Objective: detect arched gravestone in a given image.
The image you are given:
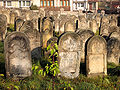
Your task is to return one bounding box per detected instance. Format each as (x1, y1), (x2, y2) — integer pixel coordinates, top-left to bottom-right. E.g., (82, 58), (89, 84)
(15, 18), (24, 31)
(64, 20), (76, 32)
(4, 32), (32, 78)
(0, 14), (7, 41)
(77, 30), (94, 63)
(19, 20), (34, 32)
(42, 17), (53, 48)
(24, 29), (42, 59)
(107, 38), (120, 65)
(86, 36), (107, 77)
(58, 32), (81, 78)
(109, 31), (120, 41)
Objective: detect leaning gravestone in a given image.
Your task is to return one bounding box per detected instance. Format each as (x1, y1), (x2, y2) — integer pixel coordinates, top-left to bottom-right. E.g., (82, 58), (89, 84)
(24, 29), (42, 59)
(77, 30), (94, 62)
(107, 38), (120, 65)
(42, 17), (53, 48)
(0, 14), (7, 41)
(86, 36), (107, 77)
(58, 32), (81, 78)
(15, 18), (24, 31)
(4, 32), (32, 78)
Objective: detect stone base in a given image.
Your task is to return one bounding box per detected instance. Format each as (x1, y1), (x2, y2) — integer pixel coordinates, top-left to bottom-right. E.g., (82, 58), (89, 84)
(87, 73), (107, 78)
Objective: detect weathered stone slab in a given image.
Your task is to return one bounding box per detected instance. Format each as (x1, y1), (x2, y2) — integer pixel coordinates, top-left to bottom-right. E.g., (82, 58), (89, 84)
(64, 20), (76, 32)
(42, 17), (53, 48)
(107, 38), (120, 65)
(19, 20), (34, 32)
(0, 14), (7, 41)
(10, 11), (18, 24)
(58, 32), (81, 78)
(77, 30), (94, 62)
(24, 29), (41, 59)
(15, 18), (24, 31)
(4, 32), (32, 78)
(86, 36), (107, 77)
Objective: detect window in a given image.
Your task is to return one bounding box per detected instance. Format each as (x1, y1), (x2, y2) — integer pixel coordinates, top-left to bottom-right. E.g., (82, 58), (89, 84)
(67, 0), (69, 6)
(40, 0), (43, 6)
(7, 1), (11, 6)
(44, 0), (46, 6)
(51, 0), (54, 6)
(26, 1), (30, 6)
(60, 0), (63, 6)
(23, 1), (25, 6)
(19, 1), (21, 7)
(78, 3), (80, 7)
(64, 0), (66, 6)
(92, 2), (96, 9)
(19, 1), (31, 7)
(81, 3), (84, 7)
(48, 1), (50, 6)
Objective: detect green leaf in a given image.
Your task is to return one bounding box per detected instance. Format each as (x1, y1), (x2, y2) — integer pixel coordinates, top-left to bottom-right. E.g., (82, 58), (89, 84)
(44, 72), (46, 76)
(50, 49), (54, 56)
(47, 44), (51, 50)
(34, 66), (39, 70)
(54, 43), (58, 50)
(14, 85), (19, 90)
(0, 74), (4, 77)
(54, 52), (58, 57)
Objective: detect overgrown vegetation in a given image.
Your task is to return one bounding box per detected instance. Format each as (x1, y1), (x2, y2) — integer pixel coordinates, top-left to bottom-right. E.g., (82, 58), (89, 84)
(7, 24), (15, 32)
(30, 3), (38, 10)
(0, 40), (120, 89)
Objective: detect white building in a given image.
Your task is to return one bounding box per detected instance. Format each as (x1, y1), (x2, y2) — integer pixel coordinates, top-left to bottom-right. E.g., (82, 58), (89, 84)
(73, 0), (88, 11)
(0, 0), (73, 11)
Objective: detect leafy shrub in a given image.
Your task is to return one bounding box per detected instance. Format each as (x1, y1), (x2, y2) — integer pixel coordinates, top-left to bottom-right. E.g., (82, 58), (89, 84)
(30, 4), (38, 10)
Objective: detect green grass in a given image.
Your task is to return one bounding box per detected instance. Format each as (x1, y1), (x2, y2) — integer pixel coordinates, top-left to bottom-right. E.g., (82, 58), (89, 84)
(0, 41), (120, 89)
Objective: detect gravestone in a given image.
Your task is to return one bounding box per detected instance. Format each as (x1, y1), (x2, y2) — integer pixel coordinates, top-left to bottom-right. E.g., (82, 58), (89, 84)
(4, 32), (32, 78)
(0, 14), (7, 41)
(19, 20), (34, 32)
(107, 38), (120, 65)
(24, 29), (41, 59)
(90, 19), (98, 33)
(100, 16), (110, 36)
(78, 16), (89, 30)
(10, 11), (18, 24)
(110, 32), (120, 41)
(64, 20), (76, 32)
(86, 36), (107, 77)
(58, 32), (81, 78)
(77, 30), (94, 62)
(15, 18), (24, 31)
(42, 17), (53, 48)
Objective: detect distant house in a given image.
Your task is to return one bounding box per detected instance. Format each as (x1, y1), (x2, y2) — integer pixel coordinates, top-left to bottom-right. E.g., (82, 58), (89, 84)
(0, 0), (73, 11)
(37, 0), (73, 11)
(0, 0), (31, 8)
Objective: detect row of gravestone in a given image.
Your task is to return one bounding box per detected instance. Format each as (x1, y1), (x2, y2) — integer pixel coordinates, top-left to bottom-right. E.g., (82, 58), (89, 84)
(0, 12), (119, 42)
(4, 30), (119, 79)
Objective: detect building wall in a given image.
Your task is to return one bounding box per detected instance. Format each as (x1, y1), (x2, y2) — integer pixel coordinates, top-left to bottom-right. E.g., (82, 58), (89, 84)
(73, 0), (88, 11)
